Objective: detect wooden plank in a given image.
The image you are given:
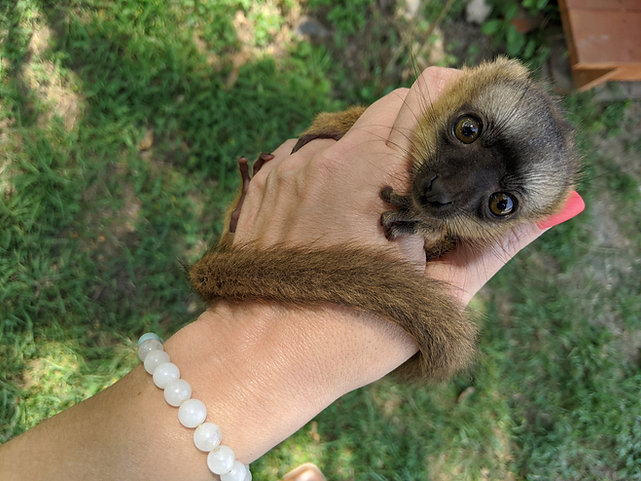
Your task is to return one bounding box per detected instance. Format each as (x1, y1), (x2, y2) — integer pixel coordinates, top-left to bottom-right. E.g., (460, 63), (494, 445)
(558, 0), (641, 89)
(572, 69), (616, 91)
(559, 2), (580, 67)
(562, 0), (641, 10)
(608, 66), (641, 81)
(566, 10), (641, 66)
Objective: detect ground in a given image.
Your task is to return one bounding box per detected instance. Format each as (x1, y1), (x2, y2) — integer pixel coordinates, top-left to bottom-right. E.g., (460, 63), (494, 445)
(1, 1), (640, 480)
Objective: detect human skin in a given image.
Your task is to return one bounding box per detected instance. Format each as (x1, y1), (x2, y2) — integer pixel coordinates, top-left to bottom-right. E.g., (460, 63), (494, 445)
(0, 67), (580, 480)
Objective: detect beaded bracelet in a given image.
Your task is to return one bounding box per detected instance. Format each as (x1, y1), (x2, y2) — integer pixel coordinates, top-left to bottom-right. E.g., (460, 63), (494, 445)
(137, 333), (252, 481)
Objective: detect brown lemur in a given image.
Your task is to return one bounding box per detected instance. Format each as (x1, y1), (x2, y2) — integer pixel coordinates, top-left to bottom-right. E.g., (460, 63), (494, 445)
(189, 58), (581, 380)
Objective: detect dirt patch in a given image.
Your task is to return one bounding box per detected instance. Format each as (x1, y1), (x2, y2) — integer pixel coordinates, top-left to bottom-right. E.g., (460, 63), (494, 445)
(589, 101), (641, 259)
(0, 115), (18, 198)
(588, 194), (632, 252)
(594, 101), (641, 178)
(24, 23), (85, 130)
(440, 18), (498, 66)
(190, 0), (303, 89)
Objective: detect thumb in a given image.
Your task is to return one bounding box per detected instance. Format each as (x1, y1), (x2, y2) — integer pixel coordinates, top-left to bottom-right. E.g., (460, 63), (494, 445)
(425, 191), (585, 305)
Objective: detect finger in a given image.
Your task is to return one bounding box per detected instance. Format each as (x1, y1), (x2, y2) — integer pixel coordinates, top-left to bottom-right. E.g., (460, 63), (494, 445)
(536, 191), (585, 230)
(425, 191), (586, 305)
(425, 222), (544, 305)
(247, 138), (298, 180)
(394, 234), (428, 271)
(313, 89), (411, 190)
(340, 87), (410, 149)
(387, 67), (463, 152)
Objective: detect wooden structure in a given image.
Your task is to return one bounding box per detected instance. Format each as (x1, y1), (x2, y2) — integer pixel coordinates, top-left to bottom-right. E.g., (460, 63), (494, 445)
(559, 0), (641, 91)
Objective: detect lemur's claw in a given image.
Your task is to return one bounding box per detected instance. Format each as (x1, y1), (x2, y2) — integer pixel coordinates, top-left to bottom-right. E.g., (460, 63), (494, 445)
(228, 153), (274, 233)
(380, 210), (418, 240)
(253, 152), (274, 175)
(380, 186), (417, 239)
(291, 133), (344, 153)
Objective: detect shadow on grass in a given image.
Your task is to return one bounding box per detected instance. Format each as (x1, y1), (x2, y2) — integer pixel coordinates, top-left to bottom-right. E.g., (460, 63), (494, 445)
(4, 0), (337, 328)
(1, 0), (337, 439)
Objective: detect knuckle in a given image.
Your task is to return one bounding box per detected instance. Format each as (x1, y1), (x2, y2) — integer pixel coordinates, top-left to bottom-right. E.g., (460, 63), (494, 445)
(389, 87), (410, 98)
(306, 148), (345, 181)
(264, 158), (302, 192)
(249, 167), (268, 191)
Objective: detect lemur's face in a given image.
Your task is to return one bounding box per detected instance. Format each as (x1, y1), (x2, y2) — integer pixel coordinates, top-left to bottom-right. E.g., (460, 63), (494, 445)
(407, 59), (580, 244)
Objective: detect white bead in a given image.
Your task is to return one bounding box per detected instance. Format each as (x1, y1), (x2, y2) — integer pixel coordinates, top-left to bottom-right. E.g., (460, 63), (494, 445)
(194, 422), (222, 452)
(163, 379), (192, 407)
(207, 445), (235, 475)
(138, 332), (162, 346)
(221, 460), (247, 481)
(178, 399), (207, 428)
(143, 350), (170, 374)
(152, 362), (180, 389)
(138, 339), (163, 362)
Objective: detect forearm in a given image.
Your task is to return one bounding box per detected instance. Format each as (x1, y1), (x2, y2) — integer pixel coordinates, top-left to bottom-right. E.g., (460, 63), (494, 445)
(0, 301), (416, 480)
(173, 302), (417, 461)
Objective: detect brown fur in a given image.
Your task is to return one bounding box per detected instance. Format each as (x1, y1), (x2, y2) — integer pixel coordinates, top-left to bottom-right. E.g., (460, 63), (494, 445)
(189, 58), (580, 381)
(190, 245), (476, 380)
(294, 105), (366, 151)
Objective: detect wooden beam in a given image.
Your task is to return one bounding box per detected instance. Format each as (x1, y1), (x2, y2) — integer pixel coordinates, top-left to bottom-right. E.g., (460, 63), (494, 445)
(559, 0), (641, 90)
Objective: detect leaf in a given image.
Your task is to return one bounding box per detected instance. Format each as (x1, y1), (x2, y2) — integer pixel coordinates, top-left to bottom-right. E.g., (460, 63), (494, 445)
(522, 38), (537, 59)
(537, 0), (549, 10)
(506, 24), (525, 57)
(503, 2), (519, 21)
(481, 19), (502, 36)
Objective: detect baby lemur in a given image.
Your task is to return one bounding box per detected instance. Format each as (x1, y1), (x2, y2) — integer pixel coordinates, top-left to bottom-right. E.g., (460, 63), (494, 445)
(189, 58), (581, 380)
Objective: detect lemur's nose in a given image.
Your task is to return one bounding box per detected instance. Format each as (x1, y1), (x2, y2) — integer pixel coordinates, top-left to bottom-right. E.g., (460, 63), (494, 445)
(419, 175), (453, 208)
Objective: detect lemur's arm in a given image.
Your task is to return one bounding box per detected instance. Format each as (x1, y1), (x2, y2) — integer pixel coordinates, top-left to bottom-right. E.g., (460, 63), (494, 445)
(291, 105), (365, 153)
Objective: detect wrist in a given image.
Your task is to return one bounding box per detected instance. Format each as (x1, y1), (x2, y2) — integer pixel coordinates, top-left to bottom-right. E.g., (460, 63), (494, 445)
(165, 300), (417, 462)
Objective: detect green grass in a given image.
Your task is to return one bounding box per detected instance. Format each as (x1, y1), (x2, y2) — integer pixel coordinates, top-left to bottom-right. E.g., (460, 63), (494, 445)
(2, 1), (640, 480)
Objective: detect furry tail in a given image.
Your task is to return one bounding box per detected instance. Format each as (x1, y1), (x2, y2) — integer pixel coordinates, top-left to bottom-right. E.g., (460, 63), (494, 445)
(189, 246), (477, 381)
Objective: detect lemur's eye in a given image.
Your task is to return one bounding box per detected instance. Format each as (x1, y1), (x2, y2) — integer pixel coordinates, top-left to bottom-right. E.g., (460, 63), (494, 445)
(488, 192), (516, 217)
(453, 115), (482, 144)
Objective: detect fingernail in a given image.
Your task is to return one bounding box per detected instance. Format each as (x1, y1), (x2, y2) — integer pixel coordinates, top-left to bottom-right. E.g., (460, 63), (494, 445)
(537, 191), (585, 230)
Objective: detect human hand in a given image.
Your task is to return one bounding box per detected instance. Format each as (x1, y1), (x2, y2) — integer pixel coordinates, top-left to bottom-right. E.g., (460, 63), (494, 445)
(230, 66), (584, 306)
(230, 79), (439, 264)
(426, 190), (585, 305)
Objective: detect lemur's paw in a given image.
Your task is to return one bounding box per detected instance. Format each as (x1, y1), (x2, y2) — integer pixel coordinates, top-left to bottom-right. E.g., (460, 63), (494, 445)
(253, 152), (274, 175)
(380, 186), (417, 240)
(291, 132), (344, 153)
(229, 153), (275, 233)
